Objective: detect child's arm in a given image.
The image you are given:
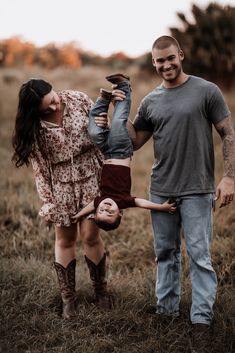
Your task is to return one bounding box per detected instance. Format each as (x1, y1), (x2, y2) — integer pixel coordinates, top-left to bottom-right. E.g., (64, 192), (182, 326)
(71, 201), (95, 223)
(134, 198), (177, 213)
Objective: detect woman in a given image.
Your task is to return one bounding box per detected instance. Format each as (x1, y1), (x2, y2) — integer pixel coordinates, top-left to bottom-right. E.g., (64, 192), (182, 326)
(12, 78), (112, 319)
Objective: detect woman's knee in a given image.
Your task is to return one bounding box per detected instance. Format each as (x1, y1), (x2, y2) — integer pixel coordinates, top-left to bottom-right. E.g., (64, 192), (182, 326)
(55, 226), (77, 249)
(81, 231), (100, 247)
(80, 220), (100, 247)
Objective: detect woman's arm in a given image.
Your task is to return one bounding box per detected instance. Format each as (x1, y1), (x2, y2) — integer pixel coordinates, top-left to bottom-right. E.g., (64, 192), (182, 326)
(31, 147), (55, 222)
(135, 198), (177, 213)
(71, 201), (95, 223)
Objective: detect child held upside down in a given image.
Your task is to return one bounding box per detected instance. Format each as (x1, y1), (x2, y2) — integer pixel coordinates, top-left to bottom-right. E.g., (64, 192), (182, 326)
(72, 73), (176, 230)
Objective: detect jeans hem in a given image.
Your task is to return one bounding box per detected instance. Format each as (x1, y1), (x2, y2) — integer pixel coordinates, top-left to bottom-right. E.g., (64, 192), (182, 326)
(156, 306), (180, 317)
(104, 153), (133, 159)
(191, 320), (211, 326)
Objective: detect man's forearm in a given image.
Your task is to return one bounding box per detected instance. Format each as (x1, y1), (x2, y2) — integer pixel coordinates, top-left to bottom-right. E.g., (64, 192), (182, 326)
(222, 135), (235, 178)
(220, 118), (235, 178)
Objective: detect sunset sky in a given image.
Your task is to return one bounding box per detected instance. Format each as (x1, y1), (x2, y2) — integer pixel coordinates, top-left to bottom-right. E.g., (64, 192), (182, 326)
(1, 0), (234, 57)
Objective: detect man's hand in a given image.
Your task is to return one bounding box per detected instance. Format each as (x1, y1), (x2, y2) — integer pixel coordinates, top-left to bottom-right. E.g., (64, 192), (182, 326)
(93, 88), (125, 128)
(94, 112), (109, 128)
(111, 86), (126, 105)
(215, 176), (234, 208)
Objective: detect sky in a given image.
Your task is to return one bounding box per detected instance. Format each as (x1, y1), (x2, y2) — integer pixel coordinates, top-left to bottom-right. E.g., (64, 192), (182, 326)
(1, 0), (234, 57)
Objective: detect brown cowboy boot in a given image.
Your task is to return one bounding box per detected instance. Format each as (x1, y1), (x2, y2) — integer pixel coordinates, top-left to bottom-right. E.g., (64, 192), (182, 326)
(85, 253), (113, 310)
(100, 88), (112, 102)
(54, 259), (77, 319)
(105, 73), (130, 84)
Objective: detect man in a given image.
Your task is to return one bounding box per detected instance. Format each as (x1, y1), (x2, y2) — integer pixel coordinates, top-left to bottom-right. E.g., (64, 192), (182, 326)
(127, 35), (235, 329)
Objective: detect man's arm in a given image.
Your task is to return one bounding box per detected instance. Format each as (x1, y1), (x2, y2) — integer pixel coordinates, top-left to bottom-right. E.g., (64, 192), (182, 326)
(214, 115), (235, 208)
(127, 120), (152, 150)
(71, 201), (95, 223)
(135, 198), (177, 213)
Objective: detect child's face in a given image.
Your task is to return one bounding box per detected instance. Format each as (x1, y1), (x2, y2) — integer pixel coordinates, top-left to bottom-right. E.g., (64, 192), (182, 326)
(96, 198), (121, 223)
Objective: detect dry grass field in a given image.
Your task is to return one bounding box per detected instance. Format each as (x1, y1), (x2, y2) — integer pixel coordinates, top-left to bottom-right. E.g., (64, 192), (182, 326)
(0, 66), (234, 353)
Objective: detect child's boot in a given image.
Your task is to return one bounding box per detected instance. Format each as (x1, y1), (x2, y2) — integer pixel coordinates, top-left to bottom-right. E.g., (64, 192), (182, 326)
(100, 88), (112, 102)
(105, 73), (130, 84)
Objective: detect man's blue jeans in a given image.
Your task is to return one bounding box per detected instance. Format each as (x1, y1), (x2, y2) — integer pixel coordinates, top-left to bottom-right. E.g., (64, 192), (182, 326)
(150, 193), (217, 325)
(88, 81), (133, 159)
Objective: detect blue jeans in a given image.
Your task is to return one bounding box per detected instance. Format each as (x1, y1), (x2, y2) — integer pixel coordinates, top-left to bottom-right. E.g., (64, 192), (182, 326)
(88, 81), (133, 159)
(150, 193), (217, 325)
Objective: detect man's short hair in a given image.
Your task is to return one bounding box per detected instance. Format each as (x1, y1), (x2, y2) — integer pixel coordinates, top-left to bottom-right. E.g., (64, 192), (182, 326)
(152, 35), (181, 51)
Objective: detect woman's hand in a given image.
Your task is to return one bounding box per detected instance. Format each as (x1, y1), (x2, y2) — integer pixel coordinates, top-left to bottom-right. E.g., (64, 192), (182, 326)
(45, 218), (53, 230)
(94, 112), (109, 128)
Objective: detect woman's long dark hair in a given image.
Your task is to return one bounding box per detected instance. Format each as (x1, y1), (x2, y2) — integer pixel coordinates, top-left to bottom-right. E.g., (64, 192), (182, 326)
(12, 79), (52, 167)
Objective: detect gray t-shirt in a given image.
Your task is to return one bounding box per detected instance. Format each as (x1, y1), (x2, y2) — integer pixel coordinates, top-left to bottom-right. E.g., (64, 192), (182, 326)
(134, 75), (231, 197)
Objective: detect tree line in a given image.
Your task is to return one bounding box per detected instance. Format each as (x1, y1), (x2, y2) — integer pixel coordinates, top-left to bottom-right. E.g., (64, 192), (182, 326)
(0, 3), (234, 88)
(0, 37), (132, 70)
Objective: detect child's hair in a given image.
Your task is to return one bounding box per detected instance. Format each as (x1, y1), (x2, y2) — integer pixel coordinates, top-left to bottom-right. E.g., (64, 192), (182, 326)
(94, 213), (122, 231)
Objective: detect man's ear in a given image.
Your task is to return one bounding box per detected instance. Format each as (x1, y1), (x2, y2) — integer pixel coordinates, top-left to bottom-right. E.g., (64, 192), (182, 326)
(179, 50), (184, 61)
(119, 210), (123, 217)
(152, 57), (156, 67)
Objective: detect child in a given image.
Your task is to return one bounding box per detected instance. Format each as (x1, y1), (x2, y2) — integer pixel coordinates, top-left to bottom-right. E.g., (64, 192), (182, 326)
(72, 73), (176, 230)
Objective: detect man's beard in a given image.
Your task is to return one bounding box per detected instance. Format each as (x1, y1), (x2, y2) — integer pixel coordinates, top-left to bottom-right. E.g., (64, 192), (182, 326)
(160, 65), (182, 81)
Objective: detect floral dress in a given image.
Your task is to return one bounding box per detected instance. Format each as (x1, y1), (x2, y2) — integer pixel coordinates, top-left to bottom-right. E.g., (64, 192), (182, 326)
(31, 90), (103, 227)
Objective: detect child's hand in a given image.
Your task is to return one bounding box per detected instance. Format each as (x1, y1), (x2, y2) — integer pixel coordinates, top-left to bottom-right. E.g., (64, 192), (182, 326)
(71, 213), (82, 223)
(161, 199), (177, 214)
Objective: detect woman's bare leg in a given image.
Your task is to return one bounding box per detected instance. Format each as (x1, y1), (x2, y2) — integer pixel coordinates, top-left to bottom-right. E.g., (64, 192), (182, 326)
(55, 223), (78, 267)
(79, 219), (104, 264)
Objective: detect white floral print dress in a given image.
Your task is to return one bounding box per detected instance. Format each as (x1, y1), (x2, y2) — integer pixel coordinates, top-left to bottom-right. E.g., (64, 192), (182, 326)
(31, 90), (103, 227)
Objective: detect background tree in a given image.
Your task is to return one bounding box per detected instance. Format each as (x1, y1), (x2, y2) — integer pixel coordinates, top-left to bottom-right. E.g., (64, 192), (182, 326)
(140, 3), (235, 89)
(170, 3), (235, 88)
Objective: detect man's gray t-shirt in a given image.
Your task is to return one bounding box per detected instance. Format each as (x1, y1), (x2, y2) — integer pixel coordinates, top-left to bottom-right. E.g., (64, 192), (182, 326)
(134, 75), (231, 197)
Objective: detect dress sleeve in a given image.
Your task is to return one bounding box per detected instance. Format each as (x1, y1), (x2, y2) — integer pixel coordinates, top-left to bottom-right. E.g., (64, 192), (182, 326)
(30, 145), (56, 221)
(72, 91), (94, 115)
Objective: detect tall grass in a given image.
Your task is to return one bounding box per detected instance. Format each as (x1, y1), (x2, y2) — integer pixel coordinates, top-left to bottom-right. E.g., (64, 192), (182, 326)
(0, 67), (234, 353)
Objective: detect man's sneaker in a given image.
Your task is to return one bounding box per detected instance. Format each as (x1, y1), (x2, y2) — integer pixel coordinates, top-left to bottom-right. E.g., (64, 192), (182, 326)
(191, 323), (211, 352)
(192, 323), (210, 334)
(105, 73), (130, 84)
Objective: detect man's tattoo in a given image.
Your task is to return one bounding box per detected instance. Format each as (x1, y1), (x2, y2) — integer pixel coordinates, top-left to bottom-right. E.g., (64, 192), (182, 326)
(216, 117), (235, 178)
